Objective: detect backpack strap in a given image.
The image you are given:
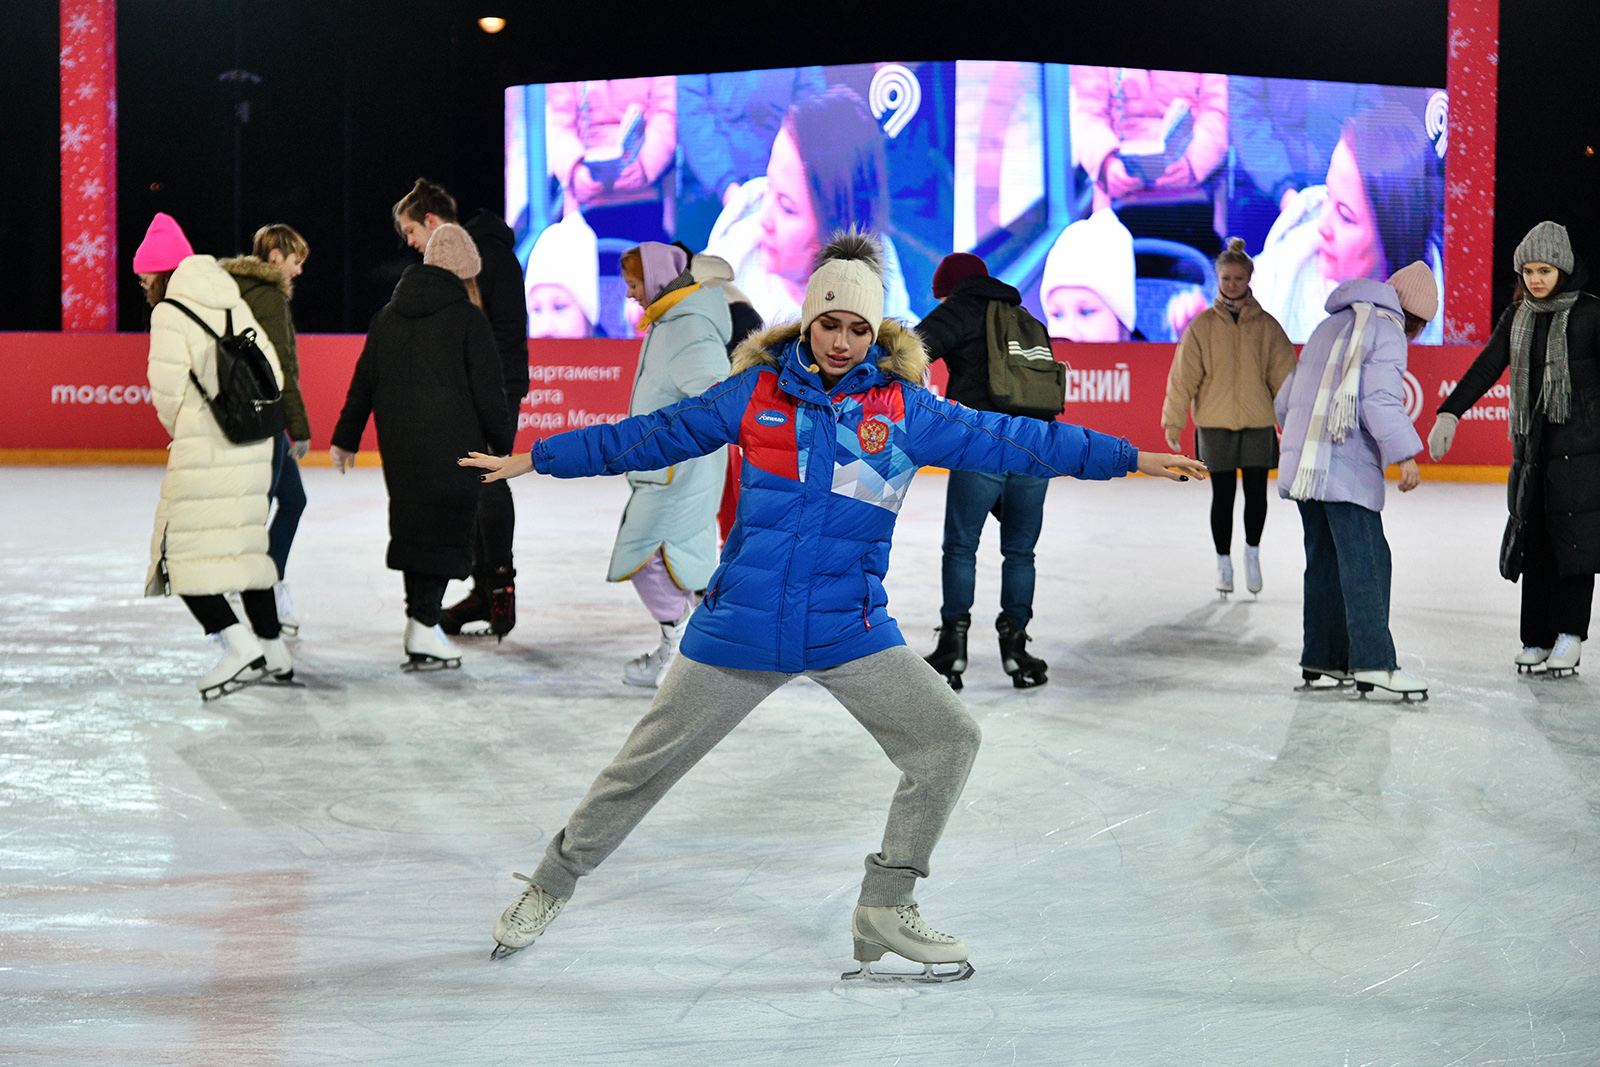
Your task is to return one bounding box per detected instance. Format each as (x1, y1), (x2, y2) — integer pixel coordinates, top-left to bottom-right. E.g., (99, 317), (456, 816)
(158, 298), (222, 341)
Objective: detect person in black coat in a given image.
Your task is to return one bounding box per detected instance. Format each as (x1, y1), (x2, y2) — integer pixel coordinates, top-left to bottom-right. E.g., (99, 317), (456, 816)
(916, 253), (1054, 691)
(1429, 221), (1600, 674)
(331, 223), (514, 668)
(391, 179), (528, 638)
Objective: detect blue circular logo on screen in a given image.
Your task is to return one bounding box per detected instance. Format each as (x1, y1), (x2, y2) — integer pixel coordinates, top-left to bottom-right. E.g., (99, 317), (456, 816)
(755, 409), (788, 427)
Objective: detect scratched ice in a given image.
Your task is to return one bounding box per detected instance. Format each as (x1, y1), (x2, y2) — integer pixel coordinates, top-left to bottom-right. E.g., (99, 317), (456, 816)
(2, 464), (1598, 1066)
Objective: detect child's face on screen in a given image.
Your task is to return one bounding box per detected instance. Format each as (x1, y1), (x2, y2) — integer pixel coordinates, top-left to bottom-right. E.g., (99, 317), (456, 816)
(1316, 137), (1385, 283)
(527, 283), (589, 338)
(759, 128), (820, 284)
(1044, 286), (1125, 342)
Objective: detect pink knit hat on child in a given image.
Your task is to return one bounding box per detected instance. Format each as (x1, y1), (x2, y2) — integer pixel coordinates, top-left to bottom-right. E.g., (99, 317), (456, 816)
(132, 213), (195, 272)
(1386, 261), (1438, 322)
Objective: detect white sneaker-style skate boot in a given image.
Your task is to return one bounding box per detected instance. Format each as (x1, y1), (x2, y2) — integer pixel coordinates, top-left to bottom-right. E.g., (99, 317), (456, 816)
(843, 904), (974, 983)
(1546, 634), (1582, 676)
(198, 623), (268, 700)
(1244, 545), (1263, 595)
(403, 617), (461, 671)
(1352, 668), (1428, 702)
(1216, 554), (1234, 596)
(1515, 645), (1551, 672)
(273, 581), (300, 637)
(491, 873), (567, 960)
(260, 636), (296, 683)
(622, 610), (691, 688)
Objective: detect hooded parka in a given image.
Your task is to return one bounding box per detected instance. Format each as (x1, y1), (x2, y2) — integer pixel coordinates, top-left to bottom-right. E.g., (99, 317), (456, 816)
(330, 264), (513, 577)
(530, 319), (1138, 673)
(1439, 264), (1600, 578)
(144, 254), (284, 597)
(219, 255), (309, 441)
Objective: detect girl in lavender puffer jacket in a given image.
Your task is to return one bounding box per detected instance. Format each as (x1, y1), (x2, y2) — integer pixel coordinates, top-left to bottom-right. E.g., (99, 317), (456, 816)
(1275, 265), (1435, 698)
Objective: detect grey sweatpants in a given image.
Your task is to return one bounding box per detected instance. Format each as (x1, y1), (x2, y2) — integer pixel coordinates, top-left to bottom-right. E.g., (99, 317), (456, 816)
(531, 644), (981, 907)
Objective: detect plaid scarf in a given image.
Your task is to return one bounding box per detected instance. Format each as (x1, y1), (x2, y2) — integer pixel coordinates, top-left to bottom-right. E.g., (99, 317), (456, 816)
(1508, 290), (1579, 438)
(1288, 302), (1402, 500)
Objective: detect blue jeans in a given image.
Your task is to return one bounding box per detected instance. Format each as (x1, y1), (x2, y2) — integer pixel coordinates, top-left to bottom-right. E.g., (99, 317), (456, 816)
(1297, 499), (1397, 673)
(268, 432), (306, 580)
(940, 469), (1049, 627)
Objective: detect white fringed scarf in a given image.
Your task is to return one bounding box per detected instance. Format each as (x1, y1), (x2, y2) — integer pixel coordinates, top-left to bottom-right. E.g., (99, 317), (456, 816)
(1288, 302), (1403, 500)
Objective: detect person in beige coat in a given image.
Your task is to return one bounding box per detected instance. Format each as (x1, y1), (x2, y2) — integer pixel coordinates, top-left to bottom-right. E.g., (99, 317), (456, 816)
(1162, 237), (1295, 595)
(135, 213), (292, 699)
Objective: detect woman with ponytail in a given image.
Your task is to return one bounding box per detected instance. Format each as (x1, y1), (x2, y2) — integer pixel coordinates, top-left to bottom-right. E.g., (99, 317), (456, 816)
(461, 231), (1206, 978)
(1428, 222), (1600, 674)
(1162, 237), (1296, 595)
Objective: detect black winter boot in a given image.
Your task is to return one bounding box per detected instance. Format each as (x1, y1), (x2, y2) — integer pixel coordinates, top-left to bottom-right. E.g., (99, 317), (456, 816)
(439, 584), (488, 635)
(925, 614), (971, 691)
(487, 566), (516, 641)
(996, 614), (1047, 689)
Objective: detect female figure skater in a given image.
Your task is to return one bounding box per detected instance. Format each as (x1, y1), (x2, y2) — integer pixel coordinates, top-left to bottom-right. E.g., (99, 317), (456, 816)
(462, 232), (1206, 980)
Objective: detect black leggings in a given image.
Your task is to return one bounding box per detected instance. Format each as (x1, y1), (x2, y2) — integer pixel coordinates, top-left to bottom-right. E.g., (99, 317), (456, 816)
(1210, 467), (1269, 555)
(183, 590), (280, 639)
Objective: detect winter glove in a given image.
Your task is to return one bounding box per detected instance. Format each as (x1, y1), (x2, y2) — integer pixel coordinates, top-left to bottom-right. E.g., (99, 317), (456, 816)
(1427, 413), (1459, 462)
(290, 438), (310, 461)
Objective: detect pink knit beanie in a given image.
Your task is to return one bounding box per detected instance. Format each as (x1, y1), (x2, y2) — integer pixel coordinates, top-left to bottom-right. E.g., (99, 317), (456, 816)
(1386, 261), (1438, 322)
(132, 213), (194, 273)
(424, 223), (482, 279)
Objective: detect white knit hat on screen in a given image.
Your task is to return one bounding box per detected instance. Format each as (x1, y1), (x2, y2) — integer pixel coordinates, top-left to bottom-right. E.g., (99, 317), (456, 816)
(524, 214), (599, 325)
(1040, 208), (1136, 332)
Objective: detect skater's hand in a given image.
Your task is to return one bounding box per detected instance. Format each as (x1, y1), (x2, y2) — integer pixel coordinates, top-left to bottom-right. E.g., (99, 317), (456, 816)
(1138, 451), (1208, 481)
(1164, 430), (1181, 452)
(330, 445), (356, 473)
(290, 438), (310, 461)
(1397, 457), (1421, 492)
(1427, 412), (1458, 462)
(460, 451), (532, 482)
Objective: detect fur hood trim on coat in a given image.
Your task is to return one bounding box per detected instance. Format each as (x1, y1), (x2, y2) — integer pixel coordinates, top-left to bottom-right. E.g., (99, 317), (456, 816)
(218, 255), (291, 298)
(730, 318), (927, 384)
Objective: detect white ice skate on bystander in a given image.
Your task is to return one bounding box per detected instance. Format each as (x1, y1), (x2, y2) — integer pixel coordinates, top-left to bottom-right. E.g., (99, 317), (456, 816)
(1515, 645), (1551, 672)
(1545, 634), (1582, 677)
(259, 636), (299, 684)
(622, 608), (692, 688)
(198, 623), (268, 700)
(1352, 668), (1428, 702)
(842, 904), (974, 983)
(491, 874), (566, 960)
(403, 618), (461, 671)
(1216, 554), (1234, 596)
(273, 581), (300, 637)
(1244, 544), (1263, 595)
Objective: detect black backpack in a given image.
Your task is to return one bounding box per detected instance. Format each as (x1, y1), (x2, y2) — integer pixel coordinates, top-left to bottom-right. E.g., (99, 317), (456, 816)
(984, 301), (1067, 419)
(160, 298), (286, 444)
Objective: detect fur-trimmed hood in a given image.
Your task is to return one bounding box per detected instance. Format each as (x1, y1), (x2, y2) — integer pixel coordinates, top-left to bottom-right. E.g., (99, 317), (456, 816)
(729, 318), (927, 384)
(218, 255), (291, 298)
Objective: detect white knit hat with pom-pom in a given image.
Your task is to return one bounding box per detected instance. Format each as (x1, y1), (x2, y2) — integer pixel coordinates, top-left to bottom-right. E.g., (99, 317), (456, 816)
(801, 231), (886, 340)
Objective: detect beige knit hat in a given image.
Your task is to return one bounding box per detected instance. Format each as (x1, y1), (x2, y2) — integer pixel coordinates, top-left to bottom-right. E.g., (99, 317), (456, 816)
(1040, 209), (1136, 332)
(801, 232), (886, 340)
(1386, 260), (1438, 322)
(424, 223), (481, 279)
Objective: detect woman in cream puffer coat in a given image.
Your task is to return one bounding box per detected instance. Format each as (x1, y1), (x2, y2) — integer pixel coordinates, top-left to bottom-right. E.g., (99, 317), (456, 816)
(137, 219), (291, 698)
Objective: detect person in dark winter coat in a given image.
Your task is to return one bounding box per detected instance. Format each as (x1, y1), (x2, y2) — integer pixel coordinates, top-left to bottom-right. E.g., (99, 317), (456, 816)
(915, 252), (1054, 690)
(331, 223), (513, 668)
(1428, 221), (1600, 673)
(221, 223), (311, 635)
(461, 232), (1206, 975)
(392, 179), (527, 638)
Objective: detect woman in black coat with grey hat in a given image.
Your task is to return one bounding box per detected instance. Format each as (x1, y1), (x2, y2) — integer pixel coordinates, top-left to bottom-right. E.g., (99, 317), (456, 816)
(331, 223), (513, 668)
(1428, 221), (1600, 674)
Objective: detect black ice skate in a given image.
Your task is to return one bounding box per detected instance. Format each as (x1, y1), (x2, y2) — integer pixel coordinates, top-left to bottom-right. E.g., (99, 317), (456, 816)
(487, 567), (516, 641)
(996, 614), (1047, 689)
(924, 614), (970, 691)
(438, 583), (488, 636)
(842, 904), (975, 983)
(1296, 666), (1352, 691)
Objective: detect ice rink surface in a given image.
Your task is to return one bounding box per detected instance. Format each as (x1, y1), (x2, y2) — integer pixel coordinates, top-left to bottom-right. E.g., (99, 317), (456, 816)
(3, 464), (1598, 1066)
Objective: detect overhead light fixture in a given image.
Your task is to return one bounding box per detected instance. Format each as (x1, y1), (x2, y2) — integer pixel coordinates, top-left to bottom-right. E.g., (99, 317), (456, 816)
(477, 16), (506, 33)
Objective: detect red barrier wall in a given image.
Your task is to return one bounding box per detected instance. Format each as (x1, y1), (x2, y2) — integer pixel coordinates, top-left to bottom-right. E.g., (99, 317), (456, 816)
(0, 334), (1512, 466)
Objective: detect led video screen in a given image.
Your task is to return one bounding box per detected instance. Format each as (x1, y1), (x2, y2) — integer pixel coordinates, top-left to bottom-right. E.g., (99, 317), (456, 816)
(505, 62), (1448, 345)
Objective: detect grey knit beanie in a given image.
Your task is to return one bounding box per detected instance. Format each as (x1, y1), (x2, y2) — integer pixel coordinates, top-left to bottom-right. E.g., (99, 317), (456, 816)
(1513, 221), (1574, 273)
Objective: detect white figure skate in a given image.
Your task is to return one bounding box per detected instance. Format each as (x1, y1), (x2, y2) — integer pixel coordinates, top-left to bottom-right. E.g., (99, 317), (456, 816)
(1243, 545), (1263, 595)
(1545, 634), (1581, 677)
(198, 623), (268, 700)
(622, 610), (691, 688)
(1352, 668), (1428, 702)
(1515, 645), (1551, 673)
(842, 904), (975, 983)
(491, 873), (566, 960)
(259, 635), (301, 686)
(403, 618), (461, 671)
(273, 581), (300, 637)
(1216, 554), (1234, 597)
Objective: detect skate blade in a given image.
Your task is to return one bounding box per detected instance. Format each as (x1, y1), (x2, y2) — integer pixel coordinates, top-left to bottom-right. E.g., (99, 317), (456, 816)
(402, 655), (462, 672)
(200, 675), (261, 701)
(490, 941), (524, 961)
(1354, 684), (1429, 703)
(278, 623), (300, 638)
(1009, 671), (1047, 689)
(842, 960), (975, 984)
(259, 672), (305, 688)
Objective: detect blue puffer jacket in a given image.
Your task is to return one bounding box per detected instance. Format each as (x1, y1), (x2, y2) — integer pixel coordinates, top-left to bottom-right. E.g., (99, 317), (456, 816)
(532, 319), (1140, 672)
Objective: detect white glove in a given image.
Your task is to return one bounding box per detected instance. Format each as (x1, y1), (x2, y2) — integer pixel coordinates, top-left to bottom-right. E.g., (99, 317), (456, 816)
(290, 438), (310, 461)
(330, 445), (356, 473)
(1427, 413), (1459, 462)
